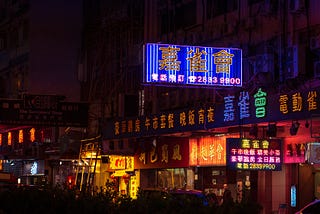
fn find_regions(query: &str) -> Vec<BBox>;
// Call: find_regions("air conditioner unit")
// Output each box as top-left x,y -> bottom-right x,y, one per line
314,61 -> 320,78
290,0 -> 305,13
254,54 -> 274,74
310,36 -> 320,51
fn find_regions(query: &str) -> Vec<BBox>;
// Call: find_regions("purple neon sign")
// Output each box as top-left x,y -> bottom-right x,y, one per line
226,138 -> 282,171
144,43 -> 242,87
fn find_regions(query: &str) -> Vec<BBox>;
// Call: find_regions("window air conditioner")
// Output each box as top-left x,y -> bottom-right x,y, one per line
310,36 -> 320,51
314,61 -> 320,78
290,0 -> 305,13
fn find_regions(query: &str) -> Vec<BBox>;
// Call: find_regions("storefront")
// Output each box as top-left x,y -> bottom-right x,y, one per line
102,86 -> 320,211
134,137 -> 191,191
2,159 -> 48,187
107,155 -> 135,196
189,134 -> 239,199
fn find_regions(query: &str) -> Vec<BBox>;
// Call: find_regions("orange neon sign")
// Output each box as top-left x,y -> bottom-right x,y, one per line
30,128 -> 35,142
189,134 -> 239,166
19,130 -> 23,143
7,132 -> 12,146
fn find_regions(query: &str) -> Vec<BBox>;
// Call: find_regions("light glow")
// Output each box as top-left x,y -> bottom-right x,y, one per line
144,43 -> 242,87
227,138 -> 282,171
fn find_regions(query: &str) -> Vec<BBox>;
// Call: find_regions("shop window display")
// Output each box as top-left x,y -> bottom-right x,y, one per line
157,168 -> 187,189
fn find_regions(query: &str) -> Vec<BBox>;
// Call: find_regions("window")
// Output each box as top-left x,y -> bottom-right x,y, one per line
160,0 -> 197,34
0,33 -> 6,50
157,168 -> 186,189
248,0 -> 264,6
206,0 -> 238,19
175,0 -> 197,29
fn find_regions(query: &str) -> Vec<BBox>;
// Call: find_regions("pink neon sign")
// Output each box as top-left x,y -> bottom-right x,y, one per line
226,138 -> 282,171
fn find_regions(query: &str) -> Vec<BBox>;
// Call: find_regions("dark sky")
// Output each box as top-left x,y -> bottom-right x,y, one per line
29,0 -> 83,101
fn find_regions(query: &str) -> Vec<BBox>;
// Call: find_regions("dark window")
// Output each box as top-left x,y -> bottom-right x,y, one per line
109,141 -> 114,150
248,0 -> 264,6
118,140 -> 124,149
206,0 -> 238,19
175,0 -> 197,29
160,10 -> 174,34
160,0 -> 197,33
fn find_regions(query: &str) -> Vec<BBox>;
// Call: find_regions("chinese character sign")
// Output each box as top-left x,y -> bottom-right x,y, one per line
189,136 -> 230,166
144,43 -> 242,87
189,134 -> 239,166
134,137 -> 189,169
254,88 -> 267,118
226,138 -> 282,171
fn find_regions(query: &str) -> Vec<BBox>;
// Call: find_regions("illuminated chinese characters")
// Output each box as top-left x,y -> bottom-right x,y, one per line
144,43 -> 242,87
238,91 -> 250,119
278,90 -> 318,114
254,88 -> 267,118
113,106 -> 215,137
107,88 -> 320,139
189,136 -> 232,166
227,138 -> 282,171
109,155 -> 134,171
224,95 -> 235,122
213,50 -> 234,74
135,138 -> 188,169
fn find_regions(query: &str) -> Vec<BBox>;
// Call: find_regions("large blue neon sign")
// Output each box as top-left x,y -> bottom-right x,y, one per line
144,43 -> 242,87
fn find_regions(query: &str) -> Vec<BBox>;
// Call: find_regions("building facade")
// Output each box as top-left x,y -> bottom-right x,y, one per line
0,0 -> 86,188
81,1 -> 320,213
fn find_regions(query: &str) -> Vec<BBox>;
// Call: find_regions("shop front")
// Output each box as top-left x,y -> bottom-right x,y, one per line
189,134 -> 239,199
282,125 -> 320,213
134,137 -> 192,191
107,155 -> 135,196
102,86 -> 320,210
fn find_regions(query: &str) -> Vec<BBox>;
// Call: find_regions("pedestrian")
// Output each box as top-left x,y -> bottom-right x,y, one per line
206,192 -> 219,208
218,189 -> 235,214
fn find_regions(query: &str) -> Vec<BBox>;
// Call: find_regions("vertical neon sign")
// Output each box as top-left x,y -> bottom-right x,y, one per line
7,132 -> 12,146
290,185 -> 296,207
238,91 -> 250,119
254,88 -> 267,118
19,130 -> 23,143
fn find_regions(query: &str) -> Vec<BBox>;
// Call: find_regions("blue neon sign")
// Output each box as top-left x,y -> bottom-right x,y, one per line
144,43 -> 242,87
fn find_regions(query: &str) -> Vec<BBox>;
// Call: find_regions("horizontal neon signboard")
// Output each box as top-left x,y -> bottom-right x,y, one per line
144,43 -> 242,87
189,136 -> 227,166
226,138 -> 282,171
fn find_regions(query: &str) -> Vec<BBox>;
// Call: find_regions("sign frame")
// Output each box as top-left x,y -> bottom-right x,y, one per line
144,43 -> 242,87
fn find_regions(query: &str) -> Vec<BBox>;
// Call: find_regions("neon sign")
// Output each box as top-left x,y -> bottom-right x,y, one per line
239,91 -> 250,119
254,88 -> 267,118
103,87 -> 320,139
144,43 -> 242,87
134,137 -> 189,169
224,95 -> 235,122
226,138 -> 282,171
189,134 -> 239,166
113,106 -> 215,137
